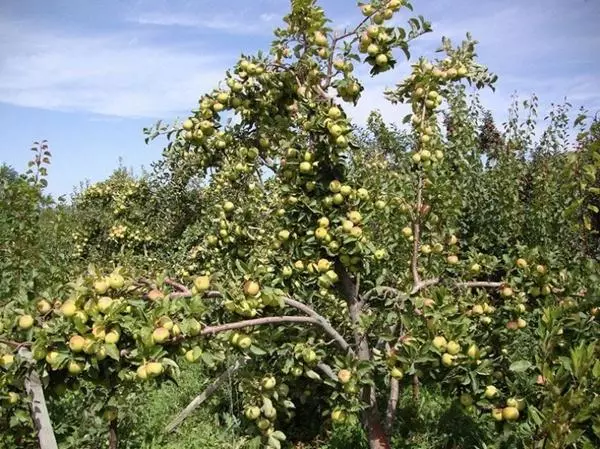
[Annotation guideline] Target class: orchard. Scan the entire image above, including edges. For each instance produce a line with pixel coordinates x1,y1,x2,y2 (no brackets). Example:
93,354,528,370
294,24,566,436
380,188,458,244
1,1,599,449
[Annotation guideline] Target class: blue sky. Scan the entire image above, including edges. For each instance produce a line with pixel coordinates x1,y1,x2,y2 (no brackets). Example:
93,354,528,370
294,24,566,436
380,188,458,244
0,0,598,196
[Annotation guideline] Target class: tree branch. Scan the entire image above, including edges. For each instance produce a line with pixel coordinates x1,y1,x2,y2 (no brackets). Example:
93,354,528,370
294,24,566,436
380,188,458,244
164,359,245,433
384,378,400,434
284,297,353,354
165,278,192,299
201,316,318,335
316,362,338,382
411,173,424,287
454,281,503,289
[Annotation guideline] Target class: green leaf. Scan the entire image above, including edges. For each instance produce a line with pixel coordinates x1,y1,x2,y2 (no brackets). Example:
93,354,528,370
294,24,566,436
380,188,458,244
509,360,532,372
104,343,120,361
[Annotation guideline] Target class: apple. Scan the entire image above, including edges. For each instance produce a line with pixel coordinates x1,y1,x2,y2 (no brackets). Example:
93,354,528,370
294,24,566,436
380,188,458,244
446,341,460,355
484,385,498,399
94,279,109,294
0,354,15,368
68,361,82,375
69,335,86,352
7,392,19,404
367,44,380,56
105,330,120,344
108,273,124,289
374,249,386,260
315,227,328,240
467,344,479,359
185,350,197,363
441,353,454,367
325,270,339,283
137,365,148,380
491,408,503,421
261,376,277,390
18,314,34,330
238,336,252,349
375,54,388,66
146,362,163,376
317,259,331,272
348,211,362,224
245,406,261,420
328,106,342,119
299,161,312,173
360,4,374,16
401,226,413,237
244,281,260,296
357,188,369,200
302,349,317,364
223,201,235,212
432,336,447,351
331,408,345,423
317,217,330,228
46,351,60,366
470,263,481,273
390,367,404,379
97,297,113,313
337,369,352,384
257,418,271,430
152,327,170,344
501,287,514,298
502,406,519,422
194,275,211,293
340,185,352,196
516,258,528,269
460,393,473,407
421,244,432,254
535,264,547,275
516,318,527,329
37,299,52,314
448,235,458,245
472,305,484,315
375,200,386,209
447,255,459,265
313,31,328,47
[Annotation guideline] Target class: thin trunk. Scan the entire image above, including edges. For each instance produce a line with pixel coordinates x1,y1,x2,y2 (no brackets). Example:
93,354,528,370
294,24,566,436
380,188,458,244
412,374,420,401
108,419,118,449
337,264,391,449
19,349,58,449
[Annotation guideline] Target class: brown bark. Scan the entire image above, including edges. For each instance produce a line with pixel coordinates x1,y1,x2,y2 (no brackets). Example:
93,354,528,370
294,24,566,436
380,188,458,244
337,263,391,449
108,419,118,449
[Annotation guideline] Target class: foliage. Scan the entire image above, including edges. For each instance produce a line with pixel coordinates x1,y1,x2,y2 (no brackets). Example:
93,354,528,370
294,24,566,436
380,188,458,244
0,1,599,449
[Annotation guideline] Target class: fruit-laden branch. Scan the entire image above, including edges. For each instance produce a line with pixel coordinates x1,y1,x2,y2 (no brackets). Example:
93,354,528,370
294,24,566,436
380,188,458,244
199,291,353,354
19,349,58,449
165,358,246,433
201,316,319,334
284,297,354,355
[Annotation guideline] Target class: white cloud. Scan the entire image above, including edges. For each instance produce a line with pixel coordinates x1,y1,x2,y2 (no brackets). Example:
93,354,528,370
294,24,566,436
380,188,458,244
132,11,277,35
0,18,231,118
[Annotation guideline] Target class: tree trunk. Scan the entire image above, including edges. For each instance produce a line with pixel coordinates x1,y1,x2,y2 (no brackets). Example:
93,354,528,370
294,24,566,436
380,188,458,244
108,420,118,449
336,264,391,449
19,349,58,449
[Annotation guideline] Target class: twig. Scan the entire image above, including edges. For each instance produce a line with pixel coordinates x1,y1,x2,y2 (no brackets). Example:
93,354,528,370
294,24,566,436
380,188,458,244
165,278,192,299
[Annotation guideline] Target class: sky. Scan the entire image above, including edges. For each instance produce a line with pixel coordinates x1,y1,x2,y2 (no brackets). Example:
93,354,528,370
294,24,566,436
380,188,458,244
0,0,599,196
